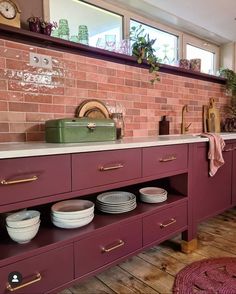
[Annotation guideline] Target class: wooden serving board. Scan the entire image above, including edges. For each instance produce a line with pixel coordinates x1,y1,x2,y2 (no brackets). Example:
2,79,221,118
207,98,221,133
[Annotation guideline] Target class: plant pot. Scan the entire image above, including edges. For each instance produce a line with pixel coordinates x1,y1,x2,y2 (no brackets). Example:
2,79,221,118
41,25,52,36
29,21,41,33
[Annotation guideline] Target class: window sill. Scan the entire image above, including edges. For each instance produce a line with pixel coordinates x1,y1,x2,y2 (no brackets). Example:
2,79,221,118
0,24,226,85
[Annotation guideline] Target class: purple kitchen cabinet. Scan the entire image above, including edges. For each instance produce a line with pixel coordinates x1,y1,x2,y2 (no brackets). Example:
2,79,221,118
142,144,188,178
74,219,142,277
0,244,73,294
143,202,187,246
72,149,141,191
232,143,236,205
0,155,71,206
192,143,232,223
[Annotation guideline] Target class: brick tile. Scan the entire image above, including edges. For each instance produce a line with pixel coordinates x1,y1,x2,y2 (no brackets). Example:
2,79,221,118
88,90,107,99
26,113,53,122
77,62,97,73
0,57,5,68
134,102,147,109
77,80,97,90
9,102,38,112
0,47,22,60
8,80,38,92
0,112,25,122
25,94,52,104
9,122,40,132
39,104,65,113
0,101,8,110
38,85,64,95
53,96,77,105
86,72,107,83
0,122,9,132
0,133,26,142
97,67,116,76
107,76,124,85
125,79,141,87
98,83,116,92
5,41,37,52
26,132,44,141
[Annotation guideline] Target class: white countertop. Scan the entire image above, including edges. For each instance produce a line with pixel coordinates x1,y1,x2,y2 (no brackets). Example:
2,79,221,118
0,133,236,159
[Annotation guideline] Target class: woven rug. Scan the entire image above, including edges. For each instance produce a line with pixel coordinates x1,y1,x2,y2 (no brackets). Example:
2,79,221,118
173,257,236,294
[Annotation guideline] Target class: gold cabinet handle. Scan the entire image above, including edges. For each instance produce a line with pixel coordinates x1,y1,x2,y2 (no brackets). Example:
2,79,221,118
1,175,38,185
223,148,234,152
6,273,41,292
101,240,125,253
160,218,176,228
159,156,177,162
99,164,124,171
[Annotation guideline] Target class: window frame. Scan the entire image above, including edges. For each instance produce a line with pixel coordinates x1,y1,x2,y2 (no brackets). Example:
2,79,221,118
183,34,220,74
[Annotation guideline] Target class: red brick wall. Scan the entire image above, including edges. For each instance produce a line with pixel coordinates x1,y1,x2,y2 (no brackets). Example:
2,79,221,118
0,39,229,142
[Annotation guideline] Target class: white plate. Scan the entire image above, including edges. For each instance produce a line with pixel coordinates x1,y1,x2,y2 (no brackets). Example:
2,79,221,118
139,187,167,196
96,199,136,207
97,191,136,204
52,215,94,229
140,194,167,203
97,204,137,214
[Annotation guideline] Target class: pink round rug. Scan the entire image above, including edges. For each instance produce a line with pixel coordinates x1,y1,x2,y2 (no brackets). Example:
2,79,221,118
173,257,236,294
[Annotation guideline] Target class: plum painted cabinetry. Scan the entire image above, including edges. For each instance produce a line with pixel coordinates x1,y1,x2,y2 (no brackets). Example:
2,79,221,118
0,144,189,293
232,143,236,205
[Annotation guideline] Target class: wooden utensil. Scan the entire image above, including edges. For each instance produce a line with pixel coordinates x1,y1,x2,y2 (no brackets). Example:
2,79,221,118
207,98,221,133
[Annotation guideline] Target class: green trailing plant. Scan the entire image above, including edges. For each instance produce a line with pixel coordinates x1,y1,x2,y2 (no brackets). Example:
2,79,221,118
220,68,236,117
130,25,161,84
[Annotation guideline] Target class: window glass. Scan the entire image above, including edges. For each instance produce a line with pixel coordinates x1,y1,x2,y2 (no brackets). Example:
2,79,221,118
186,44,215,74
47,0,123,48
130,20,178,65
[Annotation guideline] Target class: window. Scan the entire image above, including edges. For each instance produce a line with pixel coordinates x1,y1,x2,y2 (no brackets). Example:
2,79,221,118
130,19,179,65
183,34,219,75
186,44,215,74
45,0,123,47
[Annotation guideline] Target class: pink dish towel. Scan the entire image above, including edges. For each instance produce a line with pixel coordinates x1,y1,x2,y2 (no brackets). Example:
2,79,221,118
200,133,225,177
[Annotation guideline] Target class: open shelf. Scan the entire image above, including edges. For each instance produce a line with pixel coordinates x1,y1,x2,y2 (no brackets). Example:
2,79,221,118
0,194,186,267
0,24,226,85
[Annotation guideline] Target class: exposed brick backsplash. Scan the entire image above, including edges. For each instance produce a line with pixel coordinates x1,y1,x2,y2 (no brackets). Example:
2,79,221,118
0,38,230,142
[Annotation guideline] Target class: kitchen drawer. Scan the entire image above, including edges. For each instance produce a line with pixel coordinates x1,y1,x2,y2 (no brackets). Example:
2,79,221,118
0,155,71,206
72,149,141,191
142,144,188,177
74,219,142,277
0,244,73,294
143,202,187,246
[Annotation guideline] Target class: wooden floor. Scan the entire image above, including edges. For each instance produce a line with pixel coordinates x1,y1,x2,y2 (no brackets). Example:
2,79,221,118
60,208,236,294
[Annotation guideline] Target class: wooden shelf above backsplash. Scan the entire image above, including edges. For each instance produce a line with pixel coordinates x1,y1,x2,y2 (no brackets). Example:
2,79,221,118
0,24,226,85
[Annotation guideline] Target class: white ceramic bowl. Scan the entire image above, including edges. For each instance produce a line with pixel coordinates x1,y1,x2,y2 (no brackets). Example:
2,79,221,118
6,210,40,228
51,215,94,229
139,187,167,197
51,200,94,219
6,221,40,244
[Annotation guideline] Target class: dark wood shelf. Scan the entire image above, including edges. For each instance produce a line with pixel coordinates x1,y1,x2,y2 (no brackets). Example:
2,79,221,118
0,194,186,267
0,24,226,84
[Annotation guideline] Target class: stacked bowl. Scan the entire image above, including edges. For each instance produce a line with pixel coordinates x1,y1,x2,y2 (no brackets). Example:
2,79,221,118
96,191,137,214
6,210,41,244
51,200,94,229
139,187,168,203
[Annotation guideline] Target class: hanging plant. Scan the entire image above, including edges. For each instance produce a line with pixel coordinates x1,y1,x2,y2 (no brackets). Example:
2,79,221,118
220,68,236,117
130,25,161,84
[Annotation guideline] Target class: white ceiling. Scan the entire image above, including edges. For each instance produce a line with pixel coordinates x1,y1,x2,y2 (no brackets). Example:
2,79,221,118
108,0,236,44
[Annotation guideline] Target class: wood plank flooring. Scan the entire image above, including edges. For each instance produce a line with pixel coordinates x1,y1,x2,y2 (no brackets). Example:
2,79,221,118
60,208,236,294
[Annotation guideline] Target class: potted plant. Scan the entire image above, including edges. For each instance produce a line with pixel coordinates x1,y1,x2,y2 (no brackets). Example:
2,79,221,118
219,68,236,131
130,25,161,84
40,20,58,36
27,16,41,33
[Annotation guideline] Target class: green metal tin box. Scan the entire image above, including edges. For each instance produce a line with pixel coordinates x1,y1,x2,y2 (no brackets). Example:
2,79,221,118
45,118,116,143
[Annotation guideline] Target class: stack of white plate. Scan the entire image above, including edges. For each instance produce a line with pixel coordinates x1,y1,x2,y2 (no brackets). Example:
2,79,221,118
96,191,136,214
139,187,167,203
51,200,94,229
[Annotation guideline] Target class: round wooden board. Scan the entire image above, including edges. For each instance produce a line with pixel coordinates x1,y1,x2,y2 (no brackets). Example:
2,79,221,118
76,99,110,119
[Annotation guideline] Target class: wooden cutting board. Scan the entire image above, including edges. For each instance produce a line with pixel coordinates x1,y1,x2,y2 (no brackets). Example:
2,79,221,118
207,98,221,133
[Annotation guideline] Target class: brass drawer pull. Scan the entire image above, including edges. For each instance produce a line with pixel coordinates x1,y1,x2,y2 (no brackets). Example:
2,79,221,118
160,218,176,228
223,148,234,152
102,240,125,253
159,156,177,162
99,164,124,171
6,273,42,292
1,175,38,185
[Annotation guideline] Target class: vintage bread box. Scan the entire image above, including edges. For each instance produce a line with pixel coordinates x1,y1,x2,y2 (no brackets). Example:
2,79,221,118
45,118,116,143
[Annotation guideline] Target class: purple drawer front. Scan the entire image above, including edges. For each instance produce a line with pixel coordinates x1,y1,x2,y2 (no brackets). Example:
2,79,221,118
143,202,187,246
72,149,141,191
0,155,71,205
142,145,188,177
74,219,142,277
0,245,73,294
